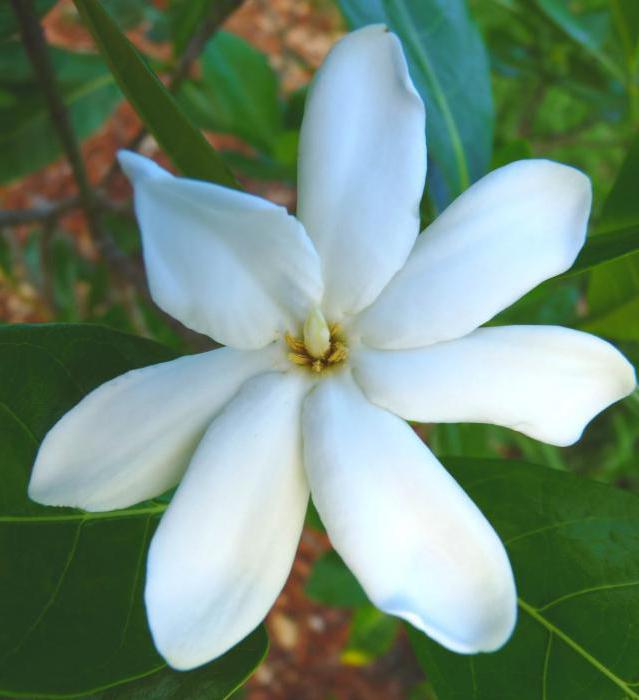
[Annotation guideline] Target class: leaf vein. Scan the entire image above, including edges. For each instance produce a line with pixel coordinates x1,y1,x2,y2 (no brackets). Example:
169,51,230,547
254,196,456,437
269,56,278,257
389,1,470,191
538,580,639,612
518,598,639,699
0,522,84,666
0,504,166,524
504,515,634,546
0,401,38,445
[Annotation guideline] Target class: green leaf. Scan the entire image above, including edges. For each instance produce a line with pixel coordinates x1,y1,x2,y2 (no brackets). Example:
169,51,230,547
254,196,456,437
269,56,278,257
599,129,639,233
585,131,639,341
0,324,266,697
305,550,368,608
535,0,621,79
168,0,216,56
86,627,267,700
0,45,122,184
491,138,533,169
536,0,610,53
610,0,639,64
180,31,283,153
100,0,152,31
562,223,639,276
408,681,439,700
341,607,399,666
409,457,639,700
73,0,239,188
582,289,639,343
338,0,494,210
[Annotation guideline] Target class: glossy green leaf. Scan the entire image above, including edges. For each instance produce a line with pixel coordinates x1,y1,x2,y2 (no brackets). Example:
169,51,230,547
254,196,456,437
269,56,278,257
599,129,639,233
338,0,494,210
0,324,267,697
305,550,368,608
562,223,639,276
180,31,283,153
0,44,121,184
100,0,151,31
73,0,239,188
582,293,639,343
410,457,639,700
87,627,267,699
585,131,639,341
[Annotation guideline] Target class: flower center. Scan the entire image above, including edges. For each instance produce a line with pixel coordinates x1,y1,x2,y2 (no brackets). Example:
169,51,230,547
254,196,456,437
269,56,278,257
285,307,348,373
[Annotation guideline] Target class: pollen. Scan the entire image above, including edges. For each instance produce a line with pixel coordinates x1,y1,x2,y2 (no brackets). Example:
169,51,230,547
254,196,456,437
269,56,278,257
285,311,348,374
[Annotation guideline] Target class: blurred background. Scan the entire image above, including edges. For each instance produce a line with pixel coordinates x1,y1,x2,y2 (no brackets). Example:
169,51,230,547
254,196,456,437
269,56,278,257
1,1,638,697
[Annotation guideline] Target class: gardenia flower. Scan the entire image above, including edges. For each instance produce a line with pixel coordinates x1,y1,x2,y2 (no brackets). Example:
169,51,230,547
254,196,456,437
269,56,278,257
29,25,635,670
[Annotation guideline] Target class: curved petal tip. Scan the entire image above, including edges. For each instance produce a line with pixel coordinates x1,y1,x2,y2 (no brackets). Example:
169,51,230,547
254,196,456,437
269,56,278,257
117,150,168,183
385,575,518,654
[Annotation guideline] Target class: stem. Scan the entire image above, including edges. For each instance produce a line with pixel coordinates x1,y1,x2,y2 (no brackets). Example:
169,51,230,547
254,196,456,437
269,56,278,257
171,0,244,93
10,0,103,239
0,197,79,227
4,0,244,224
6,1,236,350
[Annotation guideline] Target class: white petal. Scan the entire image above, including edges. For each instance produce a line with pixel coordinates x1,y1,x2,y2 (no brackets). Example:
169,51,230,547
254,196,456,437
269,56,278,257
119,151,323,348
303,373,516,654
29,346,281,511
146,371,310,670
354,326,636,446
355,160,591,348
297,25,426,319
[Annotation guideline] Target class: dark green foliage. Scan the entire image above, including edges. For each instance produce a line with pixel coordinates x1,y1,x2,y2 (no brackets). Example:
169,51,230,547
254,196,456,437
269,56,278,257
410,458,639,700
2,0,639,695
0,324,266,697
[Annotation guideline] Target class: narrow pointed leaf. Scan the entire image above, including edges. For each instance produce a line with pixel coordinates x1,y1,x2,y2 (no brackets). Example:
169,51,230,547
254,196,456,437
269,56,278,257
73,0,239,187
584,130,639,341
562,224,639,276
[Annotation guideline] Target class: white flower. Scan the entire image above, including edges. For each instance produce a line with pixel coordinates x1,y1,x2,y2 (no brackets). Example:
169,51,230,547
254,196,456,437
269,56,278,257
29,25,635,671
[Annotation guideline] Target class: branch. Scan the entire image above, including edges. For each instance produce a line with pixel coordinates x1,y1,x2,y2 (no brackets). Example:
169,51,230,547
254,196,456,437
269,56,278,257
171,0,245,92
0,197,79,227
4,0,243,224
10,0,104,238
5,1,238,351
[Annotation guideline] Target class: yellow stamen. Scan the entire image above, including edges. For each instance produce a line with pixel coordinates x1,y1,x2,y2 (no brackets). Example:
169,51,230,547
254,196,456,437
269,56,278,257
285,333,306,353
288,352,311,366
327,342,348,364
285,311,349,374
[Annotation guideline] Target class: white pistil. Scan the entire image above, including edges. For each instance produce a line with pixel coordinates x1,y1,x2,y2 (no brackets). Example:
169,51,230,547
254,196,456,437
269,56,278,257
303,307,331,359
